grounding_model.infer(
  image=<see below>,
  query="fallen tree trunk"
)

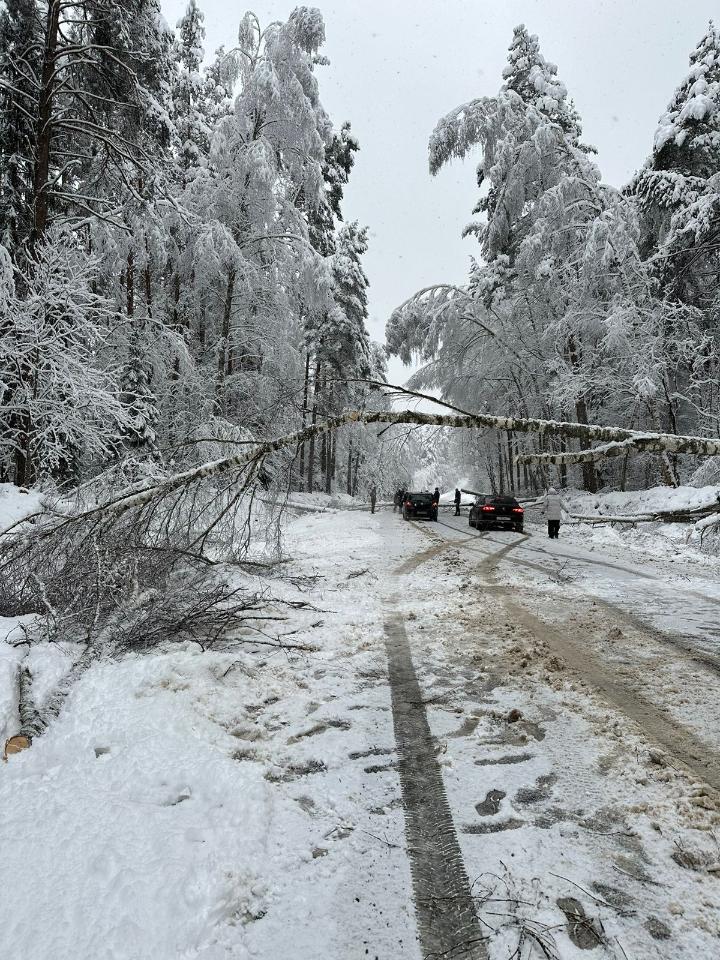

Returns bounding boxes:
[514,436,680,466]
[5,404,720,538]
[87,409,717,520]
[567,502,720,525]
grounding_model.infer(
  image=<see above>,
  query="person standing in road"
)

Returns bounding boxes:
[454,488,461,516]
[543,486,563,538]
[370,484,377,514]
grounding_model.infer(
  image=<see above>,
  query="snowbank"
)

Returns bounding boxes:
[563,483,720,518]
[0,482,43,533]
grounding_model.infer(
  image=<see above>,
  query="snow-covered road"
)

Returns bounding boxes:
[390,507,720,958]
[2,505,719,960]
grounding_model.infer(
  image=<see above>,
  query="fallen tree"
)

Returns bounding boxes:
[16,406,720,531]
[2,398,720,755]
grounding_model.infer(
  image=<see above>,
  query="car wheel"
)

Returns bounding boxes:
[515,525,524,534]
[468,517,474,527]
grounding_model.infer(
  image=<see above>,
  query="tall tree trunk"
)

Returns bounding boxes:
[566,334,598,492]
[506,431,515,492]
[307,360,321,493]
[346,437,353,496]
[574,398,598,492]
[497,432,505,494]
[126,250,135,318]
[13,410,33,487]
[30,0,61,249]
[320,432,327,486]
[559,433,567,489]
[325,432,335,494]
[143,241,153,319]
[215,268,235,416]
[352,451,361,497]
[299,352,310,488]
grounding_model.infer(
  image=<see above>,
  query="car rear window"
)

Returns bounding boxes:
[490,496,520,506]
[409,493,432,502]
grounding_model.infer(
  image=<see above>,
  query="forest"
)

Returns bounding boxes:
[3,8,720,959]
[0,0,402,501]
[1,4,720,679]
[1,5,720,505]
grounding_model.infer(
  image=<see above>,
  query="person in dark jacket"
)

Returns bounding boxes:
[370,484,377,514]
[454,488,461,516]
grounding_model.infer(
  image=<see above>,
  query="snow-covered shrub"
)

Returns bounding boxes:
[0,230,130,486]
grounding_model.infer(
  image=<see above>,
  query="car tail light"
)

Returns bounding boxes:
[482,505,495,512]
[512,507,524,513]
[404,501,412,508]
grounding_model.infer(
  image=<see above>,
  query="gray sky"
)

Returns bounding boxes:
[163,0,717,383]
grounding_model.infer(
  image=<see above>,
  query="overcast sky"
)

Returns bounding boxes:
[163,0,717,382]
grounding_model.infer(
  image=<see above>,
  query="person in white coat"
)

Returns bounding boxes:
[543,486,563,539]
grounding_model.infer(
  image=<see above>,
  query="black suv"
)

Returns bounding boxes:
[402,492,438,521]
[469,495,524,533]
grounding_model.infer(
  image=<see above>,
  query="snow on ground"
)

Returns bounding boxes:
[398,514,720,957]
[564,483,720,517]
[2,498,720,959]
[0,482,43,532]
[0,506,420,960]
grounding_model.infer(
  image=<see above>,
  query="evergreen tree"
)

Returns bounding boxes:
[502,24,583,143]
[0,0,38,251]
[331,221,371,378]
[0,0,176,254]
[631,22,720,305]
[308,121,359,256]
[172,0,212,180]
[118,333,160,453]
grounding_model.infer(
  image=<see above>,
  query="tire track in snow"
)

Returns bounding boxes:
[434,517,720,677]
[384,604,487,960]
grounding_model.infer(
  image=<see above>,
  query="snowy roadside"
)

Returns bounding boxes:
[0,507,421,960]
[551,484,720,570]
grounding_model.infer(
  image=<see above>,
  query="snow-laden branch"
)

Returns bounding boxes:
[514,436,661,465]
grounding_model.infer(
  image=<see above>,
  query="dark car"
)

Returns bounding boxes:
[402,491,438,521]
[469,495,524,533]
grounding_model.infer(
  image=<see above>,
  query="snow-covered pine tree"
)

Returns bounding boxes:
[118,333,160,455]
[422,26,611,490]
[391,25,685,491]
[172,0,213,181]
[631,22,720,255]
[501,23,583,144]
[0,0,38,251]
[630,21,720,335]
[0,0,176,254]
[330,221,371,379]
[628,22,720,438]
[308,121,360,257]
